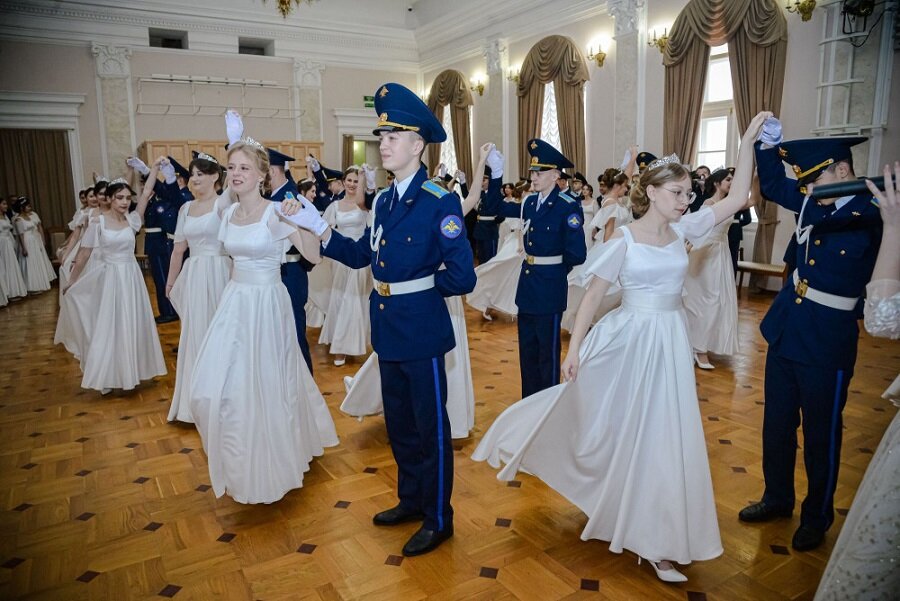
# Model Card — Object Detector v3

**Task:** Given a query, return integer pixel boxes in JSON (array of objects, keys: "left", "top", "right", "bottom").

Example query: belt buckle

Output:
[
  {"left": 376, "top": 281, "right": 391, "bottom": 297},
  {"left": 526, "top": 255, "right": 535, "bottom": 265},
  {"left": 795, "top": 279, "right": 808, "bottom": 298}
]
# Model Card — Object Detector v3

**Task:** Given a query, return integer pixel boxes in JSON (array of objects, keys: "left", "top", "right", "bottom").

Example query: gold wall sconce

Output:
[
  {"left": 647, "top": 28, "right": 669, "bottom": 53},
  {"left": 506, "top": 67, "right": 520, "bottom": 83},
  {"left": 470, "top": 77, "right": 485, "bottom": 96},
  {"left": 785, "top": 0, "right": 816, "bottom": 21}
]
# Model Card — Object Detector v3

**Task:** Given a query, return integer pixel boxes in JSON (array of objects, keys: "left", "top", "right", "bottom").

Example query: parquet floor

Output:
[{"left": 0, "top": 281, "right": 897, "bottom": 601}]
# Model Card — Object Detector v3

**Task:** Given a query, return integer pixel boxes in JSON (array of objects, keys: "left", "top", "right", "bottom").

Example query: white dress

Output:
[
  {"left": 814, "top": 280, "right": 900, "bottom": 601},
  {"left": 305, "top": 255, "right": 332, "bottom": 328},
  {"left": 167, "top": 197, "right": 233, "bottom": 423},
  {"left": 466, "top": 218, "right": 523, "bottom": 317},
  {"left": 0, "top": 216, "right": 27, "bottom": 299},
  {"left": 581, "top": 199, "right": 597, "bottom": 249},
  {"left": 589, "top": 199, "right": 634, "bottom": 246},
  {"left": 682, "top": 209, "right": 739, "bottom": 355},
  {"left": 189, "top": 202, "right": 338, "bottom": 504},
  {"left": 317, "top": 204, "right": 372, "bottom": 356},
  {"left": 66, "top": 213, "right": 167, "bottom": 391},
  {"left": 340, "top": 296, "right": 476, "bottom": 439},
  {"left": 15, "top": 213, "right": 56, "bottom": 292},
  {"left": 473, "top": 208, "right": 724, "bottom": 565},
  {"left": 55, "top": 208, "right": 90, "bottom": 349},
  {"left": 61, "top": 209, "right": 106, "bottom": 359}
]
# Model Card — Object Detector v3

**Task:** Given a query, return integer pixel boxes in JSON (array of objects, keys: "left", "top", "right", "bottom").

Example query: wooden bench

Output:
[{"left": 736, "top": 260, "right": 789, "bottom": 288}]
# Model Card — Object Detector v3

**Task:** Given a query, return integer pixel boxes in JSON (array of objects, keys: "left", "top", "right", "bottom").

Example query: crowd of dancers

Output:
[{"left": 7, "top": 81, "right": 897, "bottom": 595}]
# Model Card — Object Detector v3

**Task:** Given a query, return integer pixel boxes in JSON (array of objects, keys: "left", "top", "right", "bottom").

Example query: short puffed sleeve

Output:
[
  {"left": 671, "top": 206, "right": 715, "bottom": 246},
  {"left": 80, "top": 218, "right": 102, "bottom": 249},
  {"left": 217, "top": 203, "right": 239, "bottom": 243},
  {"left": 864, "top": 279, "right": 900, "bottom": 340},
  {"left": 323, "top": 202, "right": 338, "bottom": 228},
  {"left": 125, "top": 211, "right": 142, "bottom": 232},
  {"left": 174, "top": 202, "right": 190, "bottom": 243},
  {"left": 14, "top": 217, "right": 27, "bottom": 234},
  {"left": 574, "top": 234, "right": 627, "bottom": 291},
  {"left": 266, "top": 203, "right": 298, "bottom": 241}
]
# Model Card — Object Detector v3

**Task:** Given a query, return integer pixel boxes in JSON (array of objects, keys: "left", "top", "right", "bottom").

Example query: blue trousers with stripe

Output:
[
  {"left": 761, "top": 352, "right": 853, "bottom": 532},
  {"left": 476, "top": 239, "right": 498, "bottom": 264},
  {"left": 379, "top": 356, "right": 452, "bottom": 532},
  {"left": 145, "top": 233, "right": 177, "bottom": 318},
  {"left": 280, "top": 262, "right": 313, "bottom": 374},
  {"left": 517, "top": 313, "right": 561, "bottom": 398}
]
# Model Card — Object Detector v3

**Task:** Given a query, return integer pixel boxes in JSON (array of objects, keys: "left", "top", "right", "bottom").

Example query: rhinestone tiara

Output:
[
  {"left": 239, "top": 136, "right": 265, "bottom": 151},
  {"left": 196, "top": 152, "right": 219, "bottom": 164},
  {"left": 647, "top": 153, "right": 682, "bottom": 171}
]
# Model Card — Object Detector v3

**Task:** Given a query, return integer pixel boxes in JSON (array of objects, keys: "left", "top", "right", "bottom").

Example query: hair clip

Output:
[
  {"left": 241, "top": 136, "right": 266, "bottom": 151},
  {"left": 197, "top": 152, "right": 219, "bottom": 164},
  {"left": 647, "top": 154, "right": 681, "bottom": 171}
]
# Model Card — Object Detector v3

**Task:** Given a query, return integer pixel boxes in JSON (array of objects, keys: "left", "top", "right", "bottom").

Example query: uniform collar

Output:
[
  {"left": 832, "top": 195, "right": 854, "bottom": 212},
  {"left": 271, "top": 180, "right": 288, "bottom": 197}
]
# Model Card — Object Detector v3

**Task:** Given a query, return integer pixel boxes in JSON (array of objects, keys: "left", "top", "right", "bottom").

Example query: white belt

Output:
[
  {"left": 144, "top": 227, "right": 162, "bottom": 233},
  {"left": 166, "top": 233, "right": 176, "bottom": 240},
  {"left": 373, "top": 274, "right": 435, "bottom": 297},
  {"left": 283, "top": 253, "right": 305, "bottom": 263},
  {"left": 525, "top": 254, "right": 563, "bottom": 265},
  {"left": 232, "top": 268, "right": 279, "bottom": 285},
  {"left": 189, "top": 249, "right": 227, "bottom": 257},
  {"left": 792, "top": 270, "right": 859, "bottom": 311},
  {"left": 622, "top": 291, "right": 682, "bottom": 312},
  {"left": 477, "top": 216, "right": 496, "bottom": 221}
]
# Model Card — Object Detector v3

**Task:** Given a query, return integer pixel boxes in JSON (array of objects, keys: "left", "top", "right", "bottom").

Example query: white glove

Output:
[
  {"left": 456, "top": 170, "right": 466, "bottom": 185},
  {"left": 619, "top": 149, "right": 632, "bottom": 171},
  {"left": 306, "top": 155, "right": 321, "bottom": 172},
  {"left": 439, "top": 163, "right": 448, "bottom": 179},
  {"left": 225, "top": 110, "right": 244, "bottom": 145},
  {"left": 280, "top": 195, "right": 328, "bottom": 236},
  {"left": 126, "top": 157, "right": 150, "bottom": 176},
  {"left": 160, "top": 159, "right": 176, "bottom": 185},
  {"left": 362, "top": 164, "right": 377, "bottom": 190},
  {"left": 485, "top": 148, "right": 504, "bottom": 179},
  {"left": 759, "top": 116, "right": 783, "bottom": 147}
]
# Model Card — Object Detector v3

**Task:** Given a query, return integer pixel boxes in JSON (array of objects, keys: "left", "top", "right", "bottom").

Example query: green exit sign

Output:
[{"left": 363, "top": 95, "right": 374, "bottom": 108}]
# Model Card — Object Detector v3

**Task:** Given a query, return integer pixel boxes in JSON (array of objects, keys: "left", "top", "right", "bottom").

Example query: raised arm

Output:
[
  {"left": 866, "top": 162, "right": 900, "bottom": 283},
  {"left": 461, "top": 143, "right": 491, "bottom": 216},
  {"left": 134, "top": 156, "right": 163, "bottom": 223},
  {"left": 710, "top": 111, "right": 771, "bottom": 225},
  {"left": 623, "top": 145, "right": 639, "bottom": 180}
]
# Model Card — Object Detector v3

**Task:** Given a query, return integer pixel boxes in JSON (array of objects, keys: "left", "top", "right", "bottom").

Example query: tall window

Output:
[
  {"left": 695, "top": 44, "right": 738, "bottom": 171},
  {"left": 439, "top": 107, "right": 458, "bottom": 175},
  {"left": 540, "top": 82, "right": 562, "bottom": 151}
]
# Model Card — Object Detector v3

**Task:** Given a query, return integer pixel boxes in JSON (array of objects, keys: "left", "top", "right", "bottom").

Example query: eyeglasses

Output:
[{"left": 662, "top": 187, "right": 696, "bottom": 204}]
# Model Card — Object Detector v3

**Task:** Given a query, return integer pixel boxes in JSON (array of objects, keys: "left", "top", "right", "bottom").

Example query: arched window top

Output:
[
  {"left": 517, "top": 35, "right": 589, "bottom": 96},
  {"left": 427, "top": 69, "right": 474, "bottom": 109}
]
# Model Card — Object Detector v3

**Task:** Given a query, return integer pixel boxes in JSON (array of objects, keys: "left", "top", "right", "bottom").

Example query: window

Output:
[
  {"left": 149, "top": 28, "right": 187, "bottom": 50},
  {"left": 238, "top": 38, "right": 274, "bottom": 56},
  {"left": 540, "top": 81, "right": 562, "bottom": 152},
  {"left": 439, "top": 107, "right": 458, "bottom": 176}
]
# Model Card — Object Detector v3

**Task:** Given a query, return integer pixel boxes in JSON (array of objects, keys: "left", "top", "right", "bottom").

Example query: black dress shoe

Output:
[
  {"left": 792, "top": 525, "right": 825, "bottom": 551},
  {"left": 372, "top": 505, "right": 424, "bottom": 526},
  {"left": 155, "top": 314, "right": 179, "bottom": 324},
  {"left": 739, "top": 501, "right": 793, "bottom": 523},
  {"left": 402, "top": 525, "right": 453, "bottom": 557}
]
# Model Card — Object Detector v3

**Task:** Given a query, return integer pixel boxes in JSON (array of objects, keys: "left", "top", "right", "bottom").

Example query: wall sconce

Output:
[
  {"left": 785, "top": 0, "right": 816, "bottom": 21},
  {"left": 647, "top": 27, "right": 669, "bottom": 53},
  {"left": 506, "top": 66, "right": 520, "bottom": 83},
  {"left": 470, "top": 76, "right": 485, "bottom": 96},
  {"left": 587, "top": 37, "right": 610, "bottom": 68}
]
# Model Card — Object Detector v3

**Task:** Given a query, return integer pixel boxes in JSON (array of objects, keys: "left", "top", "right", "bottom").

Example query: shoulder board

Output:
[
  {"left": 558, "top": 191, "right": 576, "bottom": 204},
  {"left": 421, "top": 180, "right": 450, "bottom": 199}
]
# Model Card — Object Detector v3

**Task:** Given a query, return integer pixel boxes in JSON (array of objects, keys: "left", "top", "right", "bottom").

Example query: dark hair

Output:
[
  {"left": 584, "top": 184, "right": 594, "bottom": 197},
  {"left": 189, "top": 157, "right": 225, "bottom": 188},
  {"left": 106, "top": 181, "right": 135, "bottom": 199},
  {"left": 13, "top": 196, "right": 30, "bottom": 212},
  {"left": 342, "top": 166, "right": 360, "bottom": 182},
  {"left": 299, "top": 180, "right": 315, "bottom": 196},
  {"left": 704, "top": 167, "right": 734, "bottom": 196},
  {"left": 94, "top": 181, "right": 108, "bottom": 196},
  {"left": 694, "top": 165, "right": 710, "bottom": 176}
]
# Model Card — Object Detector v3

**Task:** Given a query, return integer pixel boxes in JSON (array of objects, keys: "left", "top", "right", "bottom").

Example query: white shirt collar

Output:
[
  {"left": 833, "top": 195, "right": 854, "bottom": 211},
  {"left": 395, "top": 171, "right": 417, "bottom": 200}
]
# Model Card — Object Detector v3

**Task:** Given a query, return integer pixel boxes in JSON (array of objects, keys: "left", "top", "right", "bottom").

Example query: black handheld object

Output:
[{"left": 808, "top": 176, "right": 884, "bottom": 200}]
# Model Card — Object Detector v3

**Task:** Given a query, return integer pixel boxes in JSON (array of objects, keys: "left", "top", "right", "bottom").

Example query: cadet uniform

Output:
[
  {"left": 312, "top": 166, "right": 344, "bottom": 213},
  {"left": 741, "top": 136, "right": 882, "bottom": 550},
  {"left": 320, "top": 83, "right": 476, "bottom": 555},
  {"left": 483, "top": 139, "right": 587, "bottom": 397},
  {"left": 473, "top": 166, "right": 503, "bottom": 263}
]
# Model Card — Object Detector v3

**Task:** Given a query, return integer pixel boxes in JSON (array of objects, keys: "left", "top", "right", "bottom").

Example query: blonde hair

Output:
[
  {"left": 629, "top": 162, "right": 690, "bottom": 218},
  {"left": 226, "top": 141, "right": 271, "bottom": 194}
]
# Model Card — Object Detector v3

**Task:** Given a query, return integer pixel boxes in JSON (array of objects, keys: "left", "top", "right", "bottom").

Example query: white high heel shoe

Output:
[
  {"left": 639, "top": 557, "right": 688, "bottom": 583},
  {"left": 482, "top": 308, "right": 493, "bottom": 321},
  {"left": 693, "top": 352, "right": 714, "bottom": 370}
]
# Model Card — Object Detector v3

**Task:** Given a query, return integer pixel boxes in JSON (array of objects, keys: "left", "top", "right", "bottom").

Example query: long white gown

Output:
[
  {"left": 317, "top": 204, "right": 372, "bottom": 356},
  {"left": 55, "top": 208, "right": 90, "bottom": 349},
  {"left": 682, "top": 207, "right": 739, "bottom": 355},
  {"left": 305, "top": 256, "right": 332, "bottom": 328},
  {"left": 67, "top": 213, "right": 167, "bottom": 391},
  {"left": 15, "top": 212, "right": 56, "bottom": 293},
  {"left": 340, "top": 295, "right": 476, "bottom": 439},
  {"left": 466, "top": 218, "right": 523, "bottom": 317},
  {"left": 473, "top": 207, "right": 724, "bottom": 565},
  {"left": 0, "top": 216, "right": 27, "bottom": 299},
  {"left": 62, "top": 209, "right": 106, "bottom": 360},
  {"left": 580, "top": 199, "right": 597, "bottom": 249},
  {"left": 189, "top": 202, "right": 338, "bottom": 504},
  {"left": 167, "top": 197, "right": 233, "bottom": 423}
]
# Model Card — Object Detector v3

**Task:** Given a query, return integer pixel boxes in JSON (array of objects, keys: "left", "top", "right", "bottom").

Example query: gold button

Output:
[
  {"left": 814, "top": 239, "right": 821, "bottom": 246},
  {"left": 379, "top": 303, "right": 384, "bottom": 310},
  {"left": 525, "top": 269, "right": 530, "bottom": 274},
  {"left": 528, "top": 241, "right": 533, "bottom": 246},
  {"left": 795, "top": 298, "right": 802, "bottom": 304},
  {"left": 840, "top": 250, "right": 846, "bottom": 255},
  {"left": 379, "top": 261, "right": 385, "bottom": 267},
  {"left": 808, "top": 259, "right": 815, "bottom": 265},
  {"left": 380, "top": 239, "right": 386, "bottom": 246}
]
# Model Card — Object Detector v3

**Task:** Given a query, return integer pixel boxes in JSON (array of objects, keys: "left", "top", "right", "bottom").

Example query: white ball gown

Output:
[
  {"left": 473, "top": 207, "right": 724, "bottom": 565},
  {"left": 340, "top": 295, "right": 475, "bottom": 439},
  {"left": 580, "top": 199, "right": 597, "bottom": 249},
  {"left": 189, "top": 202, "right": 338, "bottom": 504},
  {"left": 15, "top": 212, "right": 56, "bottom": 293},
  {"left": 166, "top": 197, "right": 233, "bottom": 423},
  {"left": 62, "top": 209, "right": 106, "bottom": 360},
  {"left": 66, "top": 212, "right": 167, "bottom": 391},
  {"left": 317, "top": 204, "right": 372, "bottom": 357},
  {"left": 466, "top": 215, "right": 523, "bottom": 317},
  {"left": 0, "top": 216, "right": 27, "bottom": 299},
  {"left": 55, "top": 208, "right": 90, "bottom": 349},
  {"left": 682, "top": 207, "right": 739, "bottom": 356}
]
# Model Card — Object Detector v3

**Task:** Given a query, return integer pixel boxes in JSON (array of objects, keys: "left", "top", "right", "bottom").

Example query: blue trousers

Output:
[
  {"left": 379, "top": 356, "right": 453, "bottom": 532},
  {"left": 761, "top": 352, "right": 853, "bottom": 531},
  {"left": 145, "top": 233, "right": 176, "bottom": 318},
  {"left": 517, "top": 312, "right": 561, "bottom": 398},
  {"left": 476, "top": 238, "right": 498, "bottom": 264},
  {"left": 281, "top": 262, "right": 313, "bottom": 374}
]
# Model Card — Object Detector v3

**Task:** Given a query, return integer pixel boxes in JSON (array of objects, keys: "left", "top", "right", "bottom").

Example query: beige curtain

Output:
[
  {"left": 517, "top": 35, "right": 590, "bottom": 176},
  {"left": 426, "top": 70, "right": 474, "bottom": 178},
  {"left": 341, "top": 135, "right": 355, "bottom": 170},
  {"left": 663, "top": 0, "right": 787, "bottom": 279},
  {"left": 0, "top": 128, "right": 74, "bottom": 231}
]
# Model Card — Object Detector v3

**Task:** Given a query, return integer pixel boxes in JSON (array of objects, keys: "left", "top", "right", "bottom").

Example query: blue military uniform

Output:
[
  {"left": 312, "top": 166, "right": 344, "bottom": 213},
  {"left": 321, "top": 83, "right": 475, "bottom": 546},
  {"left": 751, "top": 136, "right": 882, "bottom": 538},
  {"left": 473, "top": 166, "right": 503, "bottom": 263},
  {"left": 635, "top": 151, "right": 657, "bottom": 171},
  {"left": 484, "top": 139, "right": 587, "bottom": 397},
  {"left": 266, "top": 148, "right": 315, "bottom": 374}
]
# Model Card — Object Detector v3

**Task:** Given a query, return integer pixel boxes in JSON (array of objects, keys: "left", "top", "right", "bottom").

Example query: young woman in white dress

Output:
[
  {"left": 189, "top": 140, "right": 338, "bottom": 505},
  {"left": 165, "top": 154, "right": 232, "bottom": 423},
  {"left": 591, "top": 171, "right": 634, "bottom": 244},
  {"left": 64, "top": 178, "right": 167, "bottom": 393},
  {"left": 683, "top": 168, "right": 740, "bottom": 369},
  {"left": 55, "top": 189, "right": 100, "bottom": 349},
  {"left": 318, "top": 166, "right": 372, "bottom": 365},
  {"left": 13, "top": 198, "right": 56, "bottom": 293},
  {"left": 0, "top": 199, "right": 27, "bottom": 301},
  {"left": 473, "top": 112, "right": 771, "bottom": 583}
]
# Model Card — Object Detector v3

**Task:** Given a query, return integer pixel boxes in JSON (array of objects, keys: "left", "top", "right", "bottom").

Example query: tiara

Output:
[
  {"left": 109, "top": 177, "right": 129, "bottom": 186},
  {"left": 240, "top": 136, "right": 265, "bottom": 151},
  {"left": 647, "top": 154, "right": 681, "bottom": 171},
  {"left": 196, "top": 152, "right": 219, "bottom": 164}
]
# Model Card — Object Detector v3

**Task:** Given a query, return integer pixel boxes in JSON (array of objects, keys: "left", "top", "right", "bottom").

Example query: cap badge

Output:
[{"left": 379, "top": 86, "right": 389, "bottom": 97}]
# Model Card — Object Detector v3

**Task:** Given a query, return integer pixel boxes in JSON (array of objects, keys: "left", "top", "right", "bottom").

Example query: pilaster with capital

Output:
[
  {"left": 477, "top": 38, "right": 509, "bottom": 158},
  {"left": 294, "top": 59, "right": 325, "bottom": 142},
  {"left": 608, "top": 0, "right": 647, "bottom": 154},
  {"left": 91, "top": 43, "right": 134, "bottom": 176}
]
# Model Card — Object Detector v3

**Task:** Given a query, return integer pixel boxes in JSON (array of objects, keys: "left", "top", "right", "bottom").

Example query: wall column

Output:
[
  {"left": 608, "top": 0, "right": 647, "bottom": 156},
  {"left": 294, "top": 59, "right": 325, "bottom": 144},
  {"left": 91, "top": 43, "right": 134, "bottom": 177}
]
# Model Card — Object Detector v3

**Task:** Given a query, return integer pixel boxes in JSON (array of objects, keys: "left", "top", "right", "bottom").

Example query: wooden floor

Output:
[{"left": 0, "top": 282, "right": 897, "bottom": 601}]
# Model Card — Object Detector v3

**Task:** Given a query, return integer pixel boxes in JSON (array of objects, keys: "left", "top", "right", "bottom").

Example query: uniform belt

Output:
[
  {"left": 373, "top": 275, "right": 435, "bottom": 297},
  {"left": 166, "top": 233, "right": 176, "bottom": 240},
  {"left": 477, "top": 215, "right": 497, "bottom": 221},
  {"left": 284, "top": 253, "right": 305, "bottom": 263},
  {"left": 792, "top": 270, "right": 858, "bottom": 311},
  {"left": 525, "top": 254, "right": 563, "bottom": 265},
  {"left": 144, "top": 227, "right": 162, "bottom": 233}
]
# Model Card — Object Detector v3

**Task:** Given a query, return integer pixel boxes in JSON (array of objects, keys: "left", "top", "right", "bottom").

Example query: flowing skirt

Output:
[
  {"left": 0, "top": 235, "right": 26, "bottom": 299},
  {"left": 20, "top": 230, "right": 56, "bottom": 293},
  {"left": 683, "top": 239, "right": 739, "bottom": 355},
  {"left": 466, "top": 235, "right": 522, "bottom": 316},
  {"left": 472, "top": 291, "right": 723, "bottom": 564},
  {"left": 318, "top": 261, "right": 371, "bottom": 356},
  {"left": 190, "top": 271, "right": 339, "bottom": 504},
  {"left": 167, "top": 254, "right": 232, "bottom": 422},
  {"left": 54, "top": 239, "right": 83, "bottom": 348},
  {"left": 305, "top": 257, "right": 333, "bottom": 328},
  {"left": 340, "top": 296, "right": 475, "bottom": 439}
]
